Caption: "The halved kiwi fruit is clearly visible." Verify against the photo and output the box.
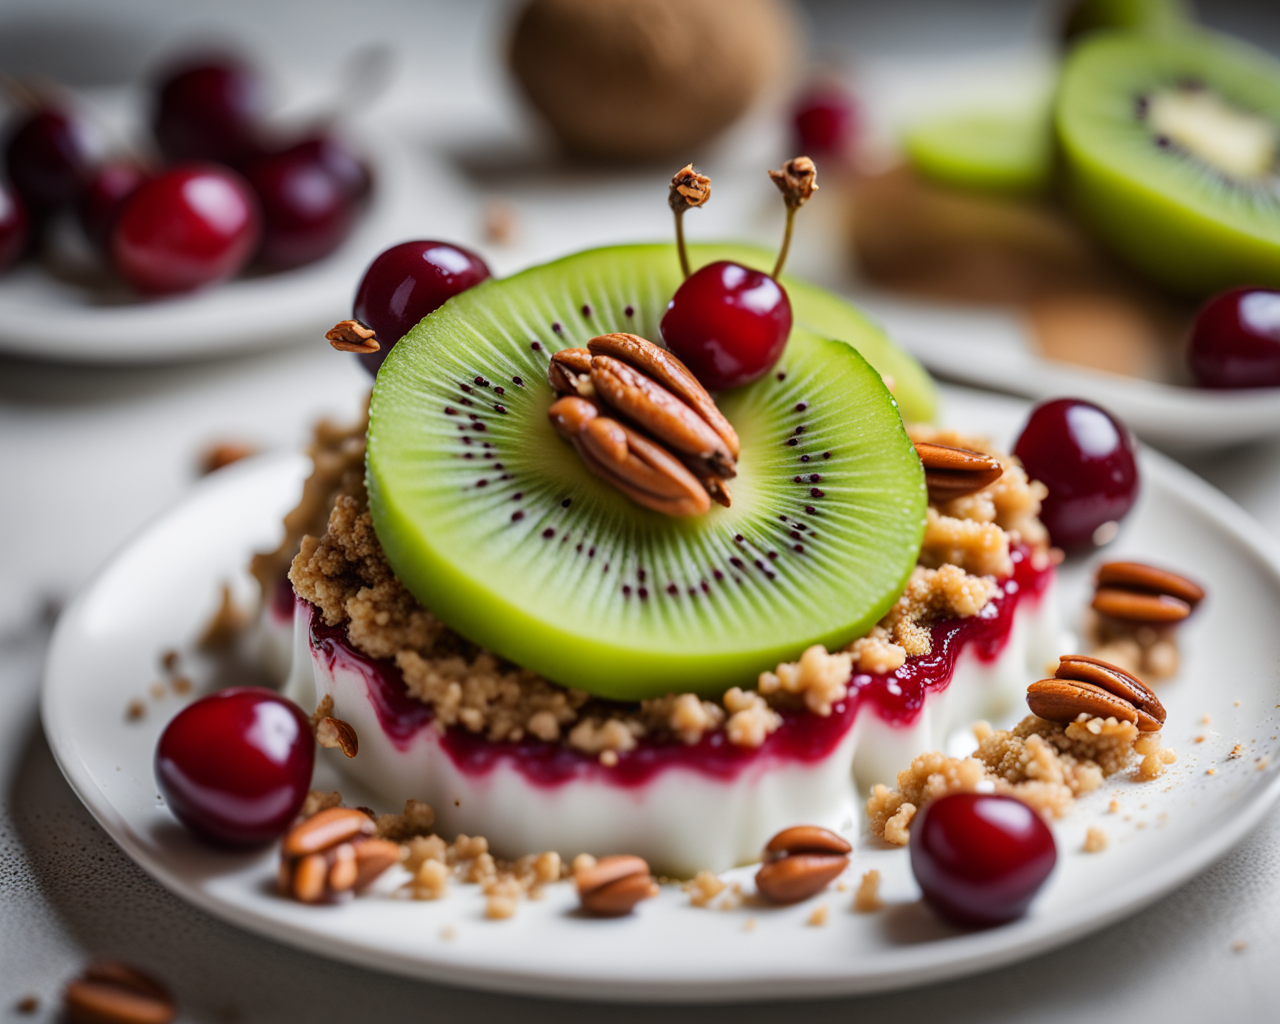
[1057,30,1280,296]
[905,108,1053,197]
[1061,0,1193,47]
[367,244,928,701]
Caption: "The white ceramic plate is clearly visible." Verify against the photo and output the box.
[41,390,1280,1002]
[0,131,475,364]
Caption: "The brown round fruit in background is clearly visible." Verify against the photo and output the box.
[508,0,798,162]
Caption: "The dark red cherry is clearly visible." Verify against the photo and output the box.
[3,107,89,216]
[0,181,28,271]
[660,260,792,390]
[78,162,151,252]
[1013,397,1139,549]
[910,793,1056,928]
[111,164,260,295]
[1187,287,1280,388]
[352,240,491,375]
[155,687,314,848]
[286,134,373,205]
[152,57,265,166]
[241,142,356,270]
[793,82,858,158]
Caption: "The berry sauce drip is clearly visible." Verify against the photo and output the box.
[3,107,89,218]
[151,57,265,165]
[1187,287,1280,388]
[661,260,792,390]
[1013,398,1138,549]
[303,545,1051,789]
[111,165,261,295]
[154,687,314,847]
[909,792,1057,928]
[352,241,491,376]
[0,181,28,271]
[78,162,150,253]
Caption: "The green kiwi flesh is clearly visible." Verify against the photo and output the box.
[905,109,1053,196]
[367,244,928,701]
[1057,31,1280,296]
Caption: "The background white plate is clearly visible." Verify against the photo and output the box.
[40,394,1280,1002]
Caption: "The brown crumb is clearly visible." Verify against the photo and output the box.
[15,995,38,1014]
[198,583,249,650]
[1258,757,1271,772]
[125,700,145,721]
[200,440,258,475]
[149,682,166,699]
[1232,940,1248,952]
[483,198,518,245]
[440,926,456,941]
[1202,714,1212,725]
[160,649,180,673]
[1230,743,1245,759]
[1195,735,1205,743]
[1108,798,1120,814]
[853,870,883,913]
[807,904,829,927]
[743,917,757,932]
[300,790,343,818]
[684,871,727,908]
[1207,768,1217,776]
[170,675,193,695]
[375,799,436,842]
[1083,826,1108,853]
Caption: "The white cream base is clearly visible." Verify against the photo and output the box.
[285,579,1061,875]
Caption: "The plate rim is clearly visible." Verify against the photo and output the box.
[40,447,1280,1003]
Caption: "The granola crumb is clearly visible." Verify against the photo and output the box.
[853,870,883,913]
[743,917,757,932]
[170,675,193,695]
[572,853,597,875]
[160,649,180,672]
[441,926,456,941]
[972,720,994,744]
[534,851,561,884]
[807,905,829,927]
[411,858,450,900]
[1232,940,1248,952]
[483,198,518,245]
[1083,826,1108,853]
[1195,735,1206,744]
[1202,714,1212,725]
[1259,757,1271,772]
[198,582,250,650]
[1229,743,1245,759]
[300,790,343,818]
[1108,797,1120,814]
[15,995,38,1014]
[125,699,145,721]
[1207,768,1217,776]
[757,644,853,716]
[375,799,436,842]
[149,682,166,699]
[867,715,1143,844]
[685,871,728,908]
[723,687,783,747]
[599,749,619,767]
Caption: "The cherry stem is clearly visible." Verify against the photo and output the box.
[772,207,796,281]
[674,209,691,279]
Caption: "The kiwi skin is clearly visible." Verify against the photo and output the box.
[1060,0,1194,46]
[1056,31,1280,297]
[366,244,928,701]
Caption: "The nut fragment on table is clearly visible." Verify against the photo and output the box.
[63,960,175,1024]
[278,807,401,904]
[754,825,851,905]
[574,854,658,916]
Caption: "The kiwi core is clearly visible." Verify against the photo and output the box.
[1144,85,1277,180]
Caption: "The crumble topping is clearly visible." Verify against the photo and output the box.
[866,714,1172,845]
[281,420,1044,754]
[1085,610,1181,681]
[853,870,883,912]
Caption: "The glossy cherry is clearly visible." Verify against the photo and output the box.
[78,162,150,252]
[1013,397,1139,549]
[155,687,314,848]
[1187,287,1280,388]
[352,240,491,375]
[152,57,265,166]
[0,181,28,271]
[910,792,1057,928]
[241,140,357,270]
[793,82,858,158]
[111,164,261,295]
[660,260,792,390]
[287,134,373,205]
[3,106,89,216]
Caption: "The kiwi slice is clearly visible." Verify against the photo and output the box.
[367,244,927,701]
[1061,0,1193,46]
[1057,31,1280,296]
[905,108,1053,197]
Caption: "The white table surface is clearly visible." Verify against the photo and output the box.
[5,0,1280,1019]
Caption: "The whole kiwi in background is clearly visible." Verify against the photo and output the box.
[508,0,799,162]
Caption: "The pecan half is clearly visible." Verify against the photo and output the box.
[316,716,359,758]
[575,854,658,916]
[547,334,739,516]
[64,961,175,1024]
[278,807,400,903]
[326,319,380,354]
[914,442,1004,502]
[755,825,851,905]
[1027,655,1165,731]
[1092,561,1205,623]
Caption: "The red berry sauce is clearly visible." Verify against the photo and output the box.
[301,545,1052,790]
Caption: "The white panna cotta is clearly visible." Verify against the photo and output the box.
[284,548,1060,876]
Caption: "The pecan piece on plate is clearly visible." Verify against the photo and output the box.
[755,825,851,905]
[325,319,380,354]
[575,854,659,916]
[914,441,1004,502]
[1092,561,1205,623]
[278,807,401,903]
[547,334,737,515]
[315,716,359,758]
[1027,655,1165,732]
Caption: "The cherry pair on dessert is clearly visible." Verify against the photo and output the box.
[911,792,1057,928]
[660,158,818,391]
